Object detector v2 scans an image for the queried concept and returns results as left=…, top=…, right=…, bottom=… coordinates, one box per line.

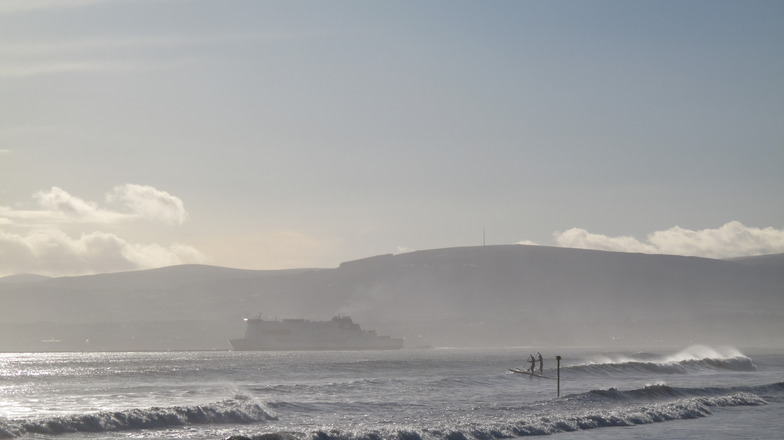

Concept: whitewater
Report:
left=0, top=346, right=782, bottom=439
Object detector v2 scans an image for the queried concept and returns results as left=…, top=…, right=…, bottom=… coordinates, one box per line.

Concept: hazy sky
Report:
left=1, top=0, right=783, bottom=276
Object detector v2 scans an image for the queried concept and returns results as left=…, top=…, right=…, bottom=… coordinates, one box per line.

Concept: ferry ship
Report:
left=229, top=315, right=404, bottom=351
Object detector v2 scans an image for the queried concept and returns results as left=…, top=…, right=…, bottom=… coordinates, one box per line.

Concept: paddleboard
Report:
left=508, top=368, right=552, bottom=379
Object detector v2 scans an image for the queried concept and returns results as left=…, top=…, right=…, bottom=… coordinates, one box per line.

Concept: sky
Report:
left=1, top=0, right=783, bottom=277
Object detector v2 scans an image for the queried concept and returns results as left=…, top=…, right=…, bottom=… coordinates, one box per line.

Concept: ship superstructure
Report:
left=229, top=315, right=404, bottom=351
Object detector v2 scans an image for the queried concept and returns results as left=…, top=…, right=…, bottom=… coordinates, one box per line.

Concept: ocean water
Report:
left=0, top=346, right=782, bottom=439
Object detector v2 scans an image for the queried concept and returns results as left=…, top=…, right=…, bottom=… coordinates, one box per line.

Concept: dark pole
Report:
left=556, top=355, right=561, bottom=397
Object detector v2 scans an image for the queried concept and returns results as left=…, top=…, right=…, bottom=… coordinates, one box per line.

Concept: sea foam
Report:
left=0, top=395, right=274, bottom=438
left=223, top=390, right=768, bottom=440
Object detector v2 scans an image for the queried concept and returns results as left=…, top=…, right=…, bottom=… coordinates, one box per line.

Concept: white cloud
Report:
left=552, top=221, right=784, bottom=258
left=34, top=186, right=103, bottom=220
left=106, top=184, right=188, bottom=225
left=0, top=228, right=207, bottom=277
left=0, top=187, right=124, bottom=224
left=0, top=185, right=187, bottom=226
left=551, top=229, right=657, bottom=254
left=0, top=184, right=203, bottom=276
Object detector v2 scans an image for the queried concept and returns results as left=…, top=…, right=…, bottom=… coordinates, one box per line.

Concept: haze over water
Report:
left=2, top=2, right=783, bottom=439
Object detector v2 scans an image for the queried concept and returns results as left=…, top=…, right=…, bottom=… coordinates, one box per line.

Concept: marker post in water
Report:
left=556, top=355, right=562, bottom=397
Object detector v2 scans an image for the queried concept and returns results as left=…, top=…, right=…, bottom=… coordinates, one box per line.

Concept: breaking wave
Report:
left=2, top=383, right=776, bottom=440
left=563, top=345, right=756, bottom=376
left=226, top=390, right=767, bottom=440
left=0, top=395, right=274, bottom=438
left=574, top=382, right=782, bottom=404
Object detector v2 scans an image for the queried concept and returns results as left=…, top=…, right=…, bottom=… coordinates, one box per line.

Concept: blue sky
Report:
left=1, top=0, right=783, bottom=276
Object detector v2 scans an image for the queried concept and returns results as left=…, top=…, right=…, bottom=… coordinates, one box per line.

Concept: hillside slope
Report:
left=1, top=245, right=781, bottom=351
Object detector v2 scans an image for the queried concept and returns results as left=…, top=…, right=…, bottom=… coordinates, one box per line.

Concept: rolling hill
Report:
left=1, top=245, right=781, bottom=351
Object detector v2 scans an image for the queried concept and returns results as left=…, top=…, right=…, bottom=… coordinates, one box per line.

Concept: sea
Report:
left=1, top=345, right=782, bottom=439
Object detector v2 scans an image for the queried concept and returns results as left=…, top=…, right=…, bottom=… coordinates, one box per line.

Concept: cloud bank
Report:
left=0, top=185, right=205, bottom=277
left=552, top=221, right=784, bottom=258
left=2, top=185, right=188, bottom=225
left=105, top=184, right=188, bottom=225
left=0, top=229, right=205, bottom=277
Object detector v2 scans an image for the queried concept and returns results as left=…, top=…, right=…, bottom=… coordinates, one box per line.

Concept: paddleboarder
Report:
left=528, top=354, right=536, bottom=374
left=538, top=352, right=544, bottom=374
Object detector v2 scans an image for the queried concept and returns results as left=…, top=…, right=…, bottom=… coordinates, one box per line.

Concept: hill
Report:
left=0, top=274, right=51, bottom=284
left=0, top=245, right=782, bottom=351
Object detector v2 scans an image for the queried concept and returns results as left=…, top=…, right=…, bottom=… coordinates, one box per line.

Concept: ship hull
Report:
left=229, top=316, right=404, bottom=351
left=229, top=339, right=403, bottom=351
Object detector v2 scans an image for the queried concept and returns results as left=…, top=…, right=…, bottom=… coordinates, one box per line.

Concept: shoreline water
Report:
left=1, top=346, right=782, bottom=439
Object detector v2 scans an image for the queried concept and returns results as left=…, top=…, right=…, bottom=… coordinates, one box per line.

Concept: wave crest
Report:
left=569, top=346, right=756, bottom=376
left=228, top=391, right=767, bottom=440
left=1, top=395, right=275, bottom=437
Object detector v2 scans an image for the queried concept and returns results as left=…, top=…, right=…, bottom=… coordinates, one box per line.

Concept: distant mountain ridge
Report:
left=726, top=252, right=784, bottom=267
left=1, top=245, right=782, bottom=351
left=0, top=274, right=51, bottom=284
